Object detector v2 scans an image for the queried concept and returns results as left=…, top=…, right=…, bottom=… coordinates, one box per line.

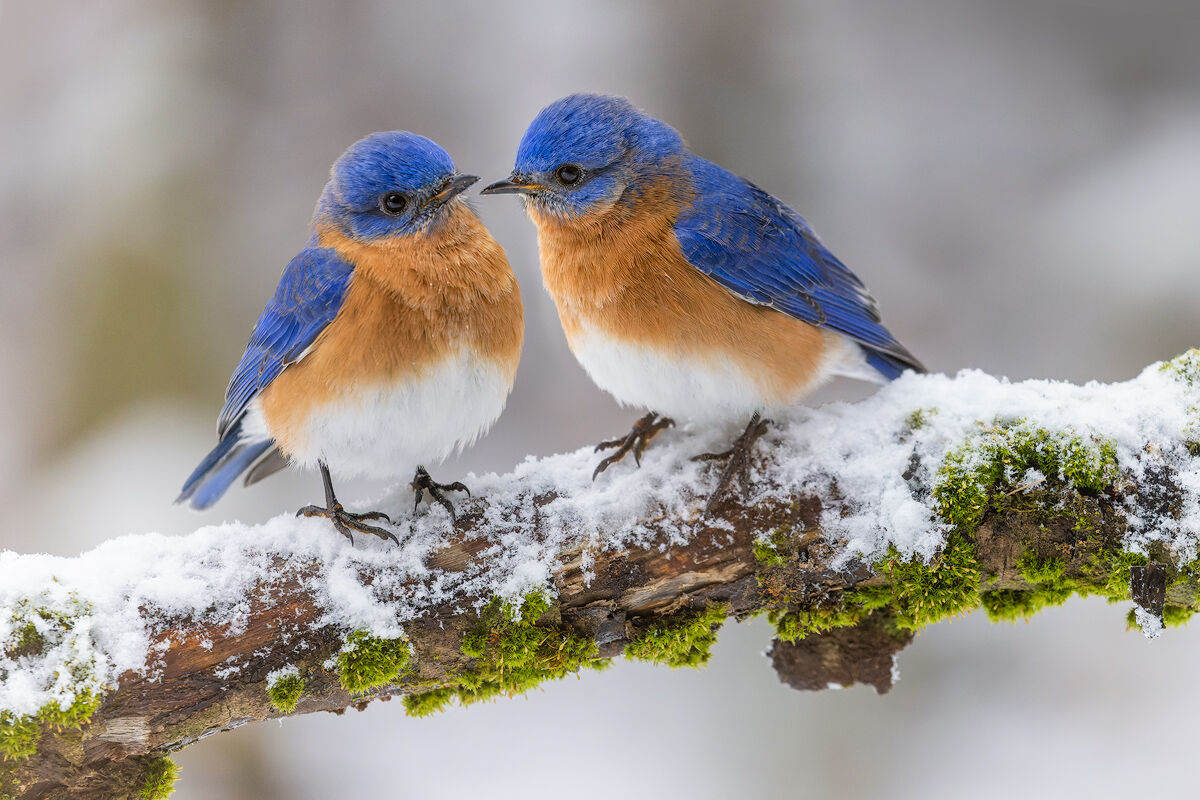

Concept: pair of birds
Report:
left=178, top=93, right=924, bottom=543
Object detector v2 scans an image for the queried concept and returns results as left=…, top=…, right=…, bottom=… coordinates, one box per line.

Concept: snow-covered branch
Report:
left=3, top=353, right=1199, bottom=799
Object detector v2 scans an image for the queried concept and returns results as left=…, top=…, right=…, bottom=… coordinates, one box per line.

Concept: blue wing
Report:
left=217, top=247, right=355, bottom=437
left=178, top=246, right=354, bottom=509
left=674, top=155, right=923, bottom=379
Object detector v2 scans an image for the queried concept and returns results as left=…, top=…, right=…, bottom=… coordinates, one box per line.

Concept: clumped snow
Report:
left=1133, top=607, right=1164, bottom=640
left=1, top=359, right=1198, bottom=717
left=770, top=361, right=1200, bottom=567
left=265, top=664, right=300, bottom=688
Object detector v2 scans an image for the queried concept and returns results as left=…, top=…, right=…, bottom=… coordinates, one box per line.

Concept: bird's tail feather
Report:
left=863, top=346, right=926, bottom=381
left=177, top=420, right=274, bottom=510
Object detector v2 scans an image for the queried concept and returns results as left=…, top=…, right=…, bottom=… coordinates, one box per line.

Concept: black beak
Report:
left=430, top=173, right=479, bottom=204
left=481, top=173, right=542, bottom=196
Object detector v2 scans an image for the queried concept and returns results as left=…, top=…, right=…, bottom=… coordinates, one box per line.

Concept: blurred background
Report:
left=2, top=0, right=1199, bottom=797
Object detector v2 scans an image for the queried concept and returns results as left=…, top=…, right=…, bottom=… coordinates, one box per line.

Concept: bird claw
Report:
left=592, top=412, right=675, bottom=480
left=693, top=412, right=771, bottom=516
left=411, top=466, right=470, bottom=521
left=296, top=502, right=399, bottom=545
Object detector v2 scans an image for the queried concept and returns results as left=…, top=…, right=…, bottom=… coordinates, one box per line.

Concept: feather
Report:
left=243, top=447, right=290, bottom=487
left=675, top=154, right=924, bottom=376
left=217, top=247, right=355, bottom=437
left=177, top=418, right=273, bottom=509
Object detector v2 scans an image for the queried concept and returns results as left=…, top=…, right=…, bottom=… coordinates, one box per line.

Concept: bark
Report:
left=5, top=353, right=1200, bottom=798
left=3, top=475, right=1185, bottom=800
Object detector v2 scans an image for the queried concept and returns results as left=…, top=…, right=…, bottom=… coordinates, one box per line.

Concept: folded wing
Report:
left=178, top=247, right=355, bottom=508
left=673, top=156, right=923, bottom=379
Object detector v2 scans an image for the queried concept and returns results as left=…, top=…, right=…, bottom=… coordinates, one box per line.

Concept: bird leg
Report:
left=693, top=412, right=771, bottom=514
left=297, top=462, right=398, bottom=544
left=592, top=412, right=675, bottom=480
left=411, top=465, right=471, bottom=521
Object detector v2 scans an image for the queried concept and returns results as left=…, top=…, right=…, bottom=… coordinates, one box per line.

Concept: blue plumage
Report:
left=515, top=93, right=681, bottom=174
left=486, top=93, right=925, bottom=503
left=180, top=130, right=489, bottom=533
left=320, top=131, right=459, bottom=240
left=177, top=418, right=274, bottom=510
left=500, top=93, right=923, bottom=379
left=674, top=154, right=923, bottom=374
left=178, top=247, right=353, bottom=509
left=218, top=247, right=354, bottom=437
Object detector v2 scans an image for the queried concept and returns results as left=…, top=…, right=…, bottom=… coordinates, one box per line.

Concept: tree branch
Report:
left=3, top=353, right=1199, bottom=798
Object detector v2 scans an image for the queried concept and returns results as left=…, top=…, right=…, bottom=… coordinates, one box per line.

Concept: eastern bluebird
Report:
left=483, top=94, right=921, bottom=508
left=179, top=132, right=524, bottom=541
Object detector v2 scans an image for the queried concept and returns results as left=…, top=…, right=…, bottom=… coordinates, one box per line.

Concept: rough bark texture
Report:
left=4, top=474, right=1187, bottom=800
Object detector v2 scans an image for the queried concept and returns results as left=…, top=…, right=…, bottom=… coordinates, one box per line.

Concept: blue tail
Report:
left=177, top=420, right=274, bottom=510
left=864, top=347, right=926, bottom=381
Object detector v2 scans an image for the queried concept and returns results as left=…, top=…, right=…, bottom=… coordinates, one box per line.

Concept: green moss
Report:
left=982, top=553, right=1073, bottom=622
left=1160, top=349, right=1200, bottom=387
left=934, top=421, right=1118, bottom=531
left=0, top=712, right=39, bottom=762
left=1098, top=550, right=1149, bottom=599
left=498, top=589, right=551, bottom=624
left=402, top=687, right=459, bottom=718
left=753, top=529, right=790, bottom=568
left=1159, top=350, right=1200, bottom=456
left=978, top=544, right=1176, bottom=623
left=36, top=691, right=101, bottom=731
left=336, top=631, right=412, bottom=695
left=870, top=537, right=982, bottom=630
left=7, top=624, right=42, bottom=657
left=765, top=540, right=981, bottom=639
left=768, top=589, right=892, bottom=642
left=138, top=755, right=179, bottom=800
left=1, top=596, right=107, bottom=758
left=0, top=691, right=102, bottom=766
left=403, top=592, right=603, bottom=717
left=918, top=422, right=1118, bottom=626
left=266, top=670, right=305, bottom=714
left=768, top=421, right=1138, bottom=639
left=625, top=604, right=728, bottom=667
left=905, top=407, right=937, bottom=431
left=1123, top=604, right=1198, bottom=630
left=1163, top=605, right=1197, bottom=628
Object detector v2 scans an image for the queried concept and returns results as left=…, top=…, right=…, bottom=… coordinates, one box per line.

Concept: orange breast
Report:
left=258, top=203, right=523, bottom=456
left=529, top=176, right=830, bottom=406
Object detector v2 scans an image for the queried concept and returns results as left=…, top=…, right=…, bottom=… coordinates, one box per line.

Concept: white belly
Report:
left=247, top=351, right=514, bottom=479
left=567, top=326, right=876, bottom=423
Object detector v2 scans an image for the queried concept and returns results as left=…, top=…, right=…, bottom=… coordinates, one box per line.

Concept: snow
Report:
left=769, top=361, right=1200, bottom=566
left=266, top=664, right=300, bottom=688
left=1133, top=607, right=1164, bottom=640
left=2, top=357, right=1198, bottom=718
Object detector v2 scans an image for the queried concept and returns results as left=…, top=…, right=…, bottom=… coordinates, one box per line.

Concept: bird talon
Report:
left=296, top=466, right=398, bottom=544
left=691, top=449, right=732, bottom=463
left=297, top=502, right=397, bottom=545
left=591, top=412, right=674, bottom=479
left=696, top=413, right=771, bottom=516
left=411, top=466, right=470, bottom=522
left=594, top=436, right=625, bottom=453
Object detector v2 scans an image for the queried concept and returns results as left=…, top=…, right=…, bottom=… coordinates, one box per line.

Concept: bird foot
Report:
left=296, top=503, right=397, bottom=545
left=693, top=412, right=771, bottom=515
left=593, top=412, right=675, bottom=480
left=412, top=466, right=470, bottom=521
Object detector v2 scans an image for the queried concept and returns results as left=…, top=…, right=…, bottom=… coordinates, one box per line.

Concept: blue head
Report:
left=318, top=131, right=477, bottom=240
left=481, top=94, right=685, bottom=218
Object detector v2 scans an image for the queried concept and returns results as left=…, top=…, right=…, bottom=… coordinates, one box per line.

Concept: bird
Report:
left=178, top=131, right=524, bottom=542
left=482, top=93, right=922, bottom=511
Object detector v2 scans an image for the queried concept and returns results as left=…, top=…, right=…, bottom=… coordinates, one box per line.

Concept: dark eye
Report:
left=380, top=192, right=408, bottom=215
left=554, top=164, right=582, bottom=186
